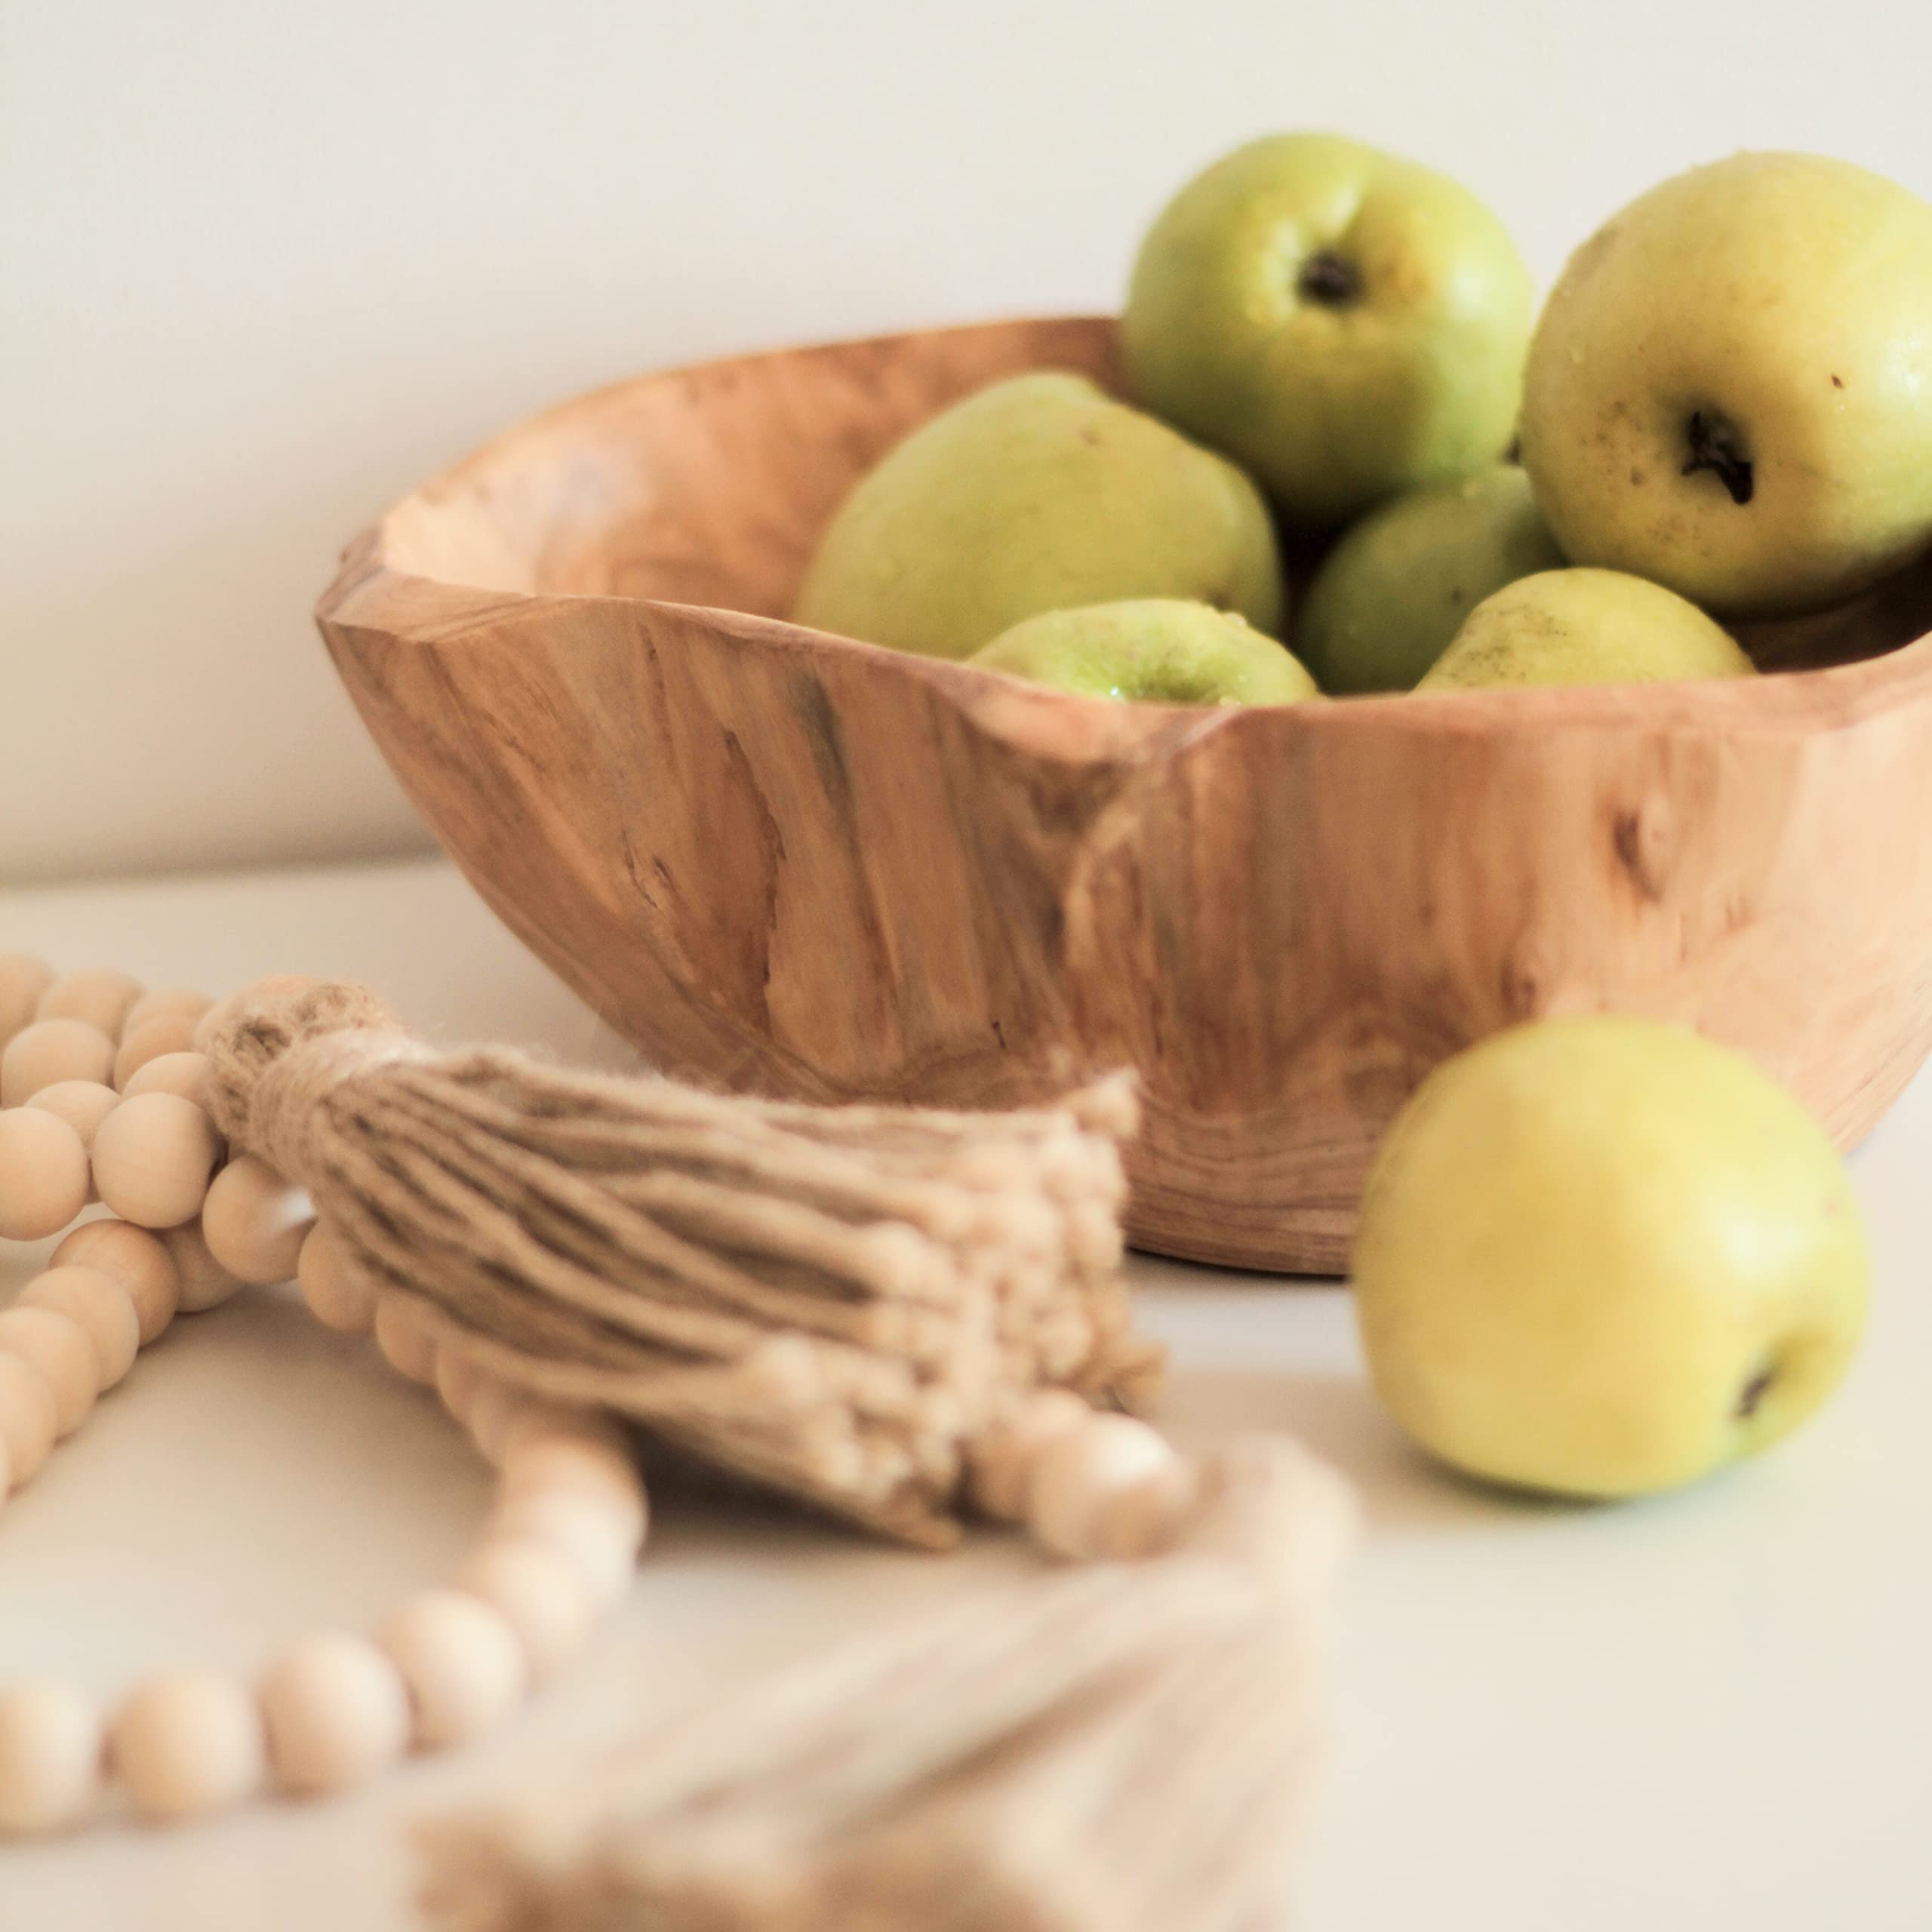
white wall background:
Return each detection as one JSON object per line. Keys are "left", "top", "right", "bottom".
{"left": 6, "top": 0, "right": 1930, "bottom": 882}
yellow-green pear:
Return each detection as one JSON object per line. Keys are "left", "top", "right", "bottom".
{"left": 1352, "top": 1016, "right": 1869, "bottom": 1498}
{"left": 1298, "top": 465, "right": 1565, "bottom": 692}
{"left": 971, "top": 599, "right": 1319, "bottom": 705}
{"left": 793, "top": 372, "right": 1283, "bottom": 660}
{"left": 1521, "top": 152, "right": 1932, "bottom": 617}
{"left": 1418, "top": 568, "right": 1755, "bottom": 690}
{"left": 1124, "top": 134, "right": 1534, "bottom": 528}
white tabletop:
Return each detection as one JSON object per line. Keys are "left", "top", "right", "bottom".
{"left": 3, "top": 856, "right": 1927, "bottom": 1930}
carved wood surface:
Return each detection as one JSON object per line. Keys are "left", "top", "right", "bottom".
{"left": 317, "top": 316, "right": 1932, "bottom": 1272}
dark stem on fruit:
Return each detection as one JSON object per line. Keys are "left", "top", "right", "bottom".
{"left": 1735, "top": 1364, "right": 1776, "bottom": 1421}
{"left": 1297, "top": 251, "right": 1361, "bottom": 306}
{"left": 1681, "top": 411, "right": 1754, "bottom": 506}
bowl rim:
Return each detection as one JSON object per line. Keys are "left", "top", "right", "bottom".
{"left": 317, "top": 314, "right": 1932, "bottom": 757}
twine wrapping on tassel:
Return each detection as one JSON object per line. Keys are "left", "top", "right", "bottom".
{"left": 416, "top": 1435, "right": 1358, "bottom": 1932}
{"left": 201, "top": 977, "right": 1161, "bottom": 1546}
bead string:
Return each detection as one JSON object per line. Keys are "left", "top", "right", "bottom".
{"left": 0, "top": 955, "right": 1198, "bottom": 1838}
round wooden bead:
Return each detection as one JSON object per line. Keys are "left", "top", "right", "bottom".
{"left": 374, "top": 1296, "right": 438, "bottom": 1383}
{"left": 91, "top": 1094, "right": 223, "bottom": 1229}
{"left": 0, "top": 1109, "right": 90, "bottom": 1241}
{"left": 259, "top": 1633, "right": 411, "bottom": 1796}
{"left": 160, "top": 1220, "right": 245, "bottom": 1314}
{"left": 432, "top": 1345, "right": 489, "bottom": 1423}
{"left": 964, "top": 1389, "right": 1094, "bottom": 1521}
{"left": 464, "top": 1377, "right": 529, "bottom": 1463}
{"left": 380, "top": 1590, "right": 526, "bottom": 1749}
{"left": 0, "top": 1681, "right": 102, "bottom": 1834}
{"left": 120, "top": 1051, "right": 212, "bottom": 1106}
{"left": 113, "top": 1014, "right": 202, "bottom": 1092}
{"left": 200, "top": 1157, "right": 314, "bottom": 1286}
{"left": 1, "top": 1019, "right": 115, "bottom": 1108}
{"left": 109, "top": 1670, "right": 266, "bottom": 1823}
{"left": 0, "top": 1307, "right": 97, "bottom": 1437}
{"left": 488, "top": 1486, "right": 641, "bottom": 1607}
{"left": 1026, "top": 1415, "right": 1179, "bottom": 1561}
{"left": 0, "top": 955, "right": 55, "bottom": 1048}
{"left": 1091, "top": 1457, "right": 1200, "bottom": 1561}
{"left": 457, "top": 1537, "right": 598, "bottom": 1679}
{"left": 36, "top": 969, "right": 144, "bottom": 1041}
{"left": 0, "top": 1353, "right": 62, "bottom": 1487}
{"left": 52, "top": 1220, "right": 181, "bottom": 1344}
{"left": 296, "top": 1223, "right": 376, "bottom": 1335}
{"left": 24, "top": 1078, "right": 120, "bottom": 1153}
{"left": 20, "top": 1268, "right": 142, "bottom": 1389}
{"left": 123, "top": 988, "right": 212, "bottom": 1035}
{"left": 500, "top": 1429, "right": 646, "bottom": 1539}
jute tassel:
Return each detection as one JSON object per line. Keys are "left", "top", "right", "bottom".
{"left": 417, "top": 1435, "right": 1357, "bottom": 1932}
{"left": 201, "top": 977, "right": 1161, "bottom": 1546}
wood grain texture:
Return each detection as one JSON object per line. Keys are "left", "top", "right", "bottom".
{"left": 317, "top": 315, "right": 1932, "bottom": 1273}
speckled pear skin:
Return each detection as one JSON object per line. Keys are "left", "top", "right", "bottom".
{"left": 972, "top": 599, "right": 1318, "bottom": 706}
{"left": 792, "top": 372, "right": 1284, "bottom": 661}
{"left": 1419, "top": 568, "right": 1757, "bottom": 691}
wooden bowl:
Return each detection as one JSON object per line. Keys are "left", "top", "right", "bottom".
{"left": 317, "top": 315, "right": 1932, "bottom": 1273}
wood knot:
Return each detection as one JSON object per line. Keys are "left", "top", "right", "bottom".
{"left": 1610, "top": 801, "right": 1673, "bottom": 902}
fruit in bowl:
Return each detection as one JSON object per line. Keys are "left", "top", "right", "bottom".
{"left": 1297, "top": 464, "right": 1565, "bottom": 691}
{"left": 1521, "top": 152, "right": 1932, "bottom": 617}
{"left": 1418, "top": 567, "right": 1757, "bottom": 691}
{"left": 792, "top": 371, "right": 1284, "bottom": 661}
{"left": 1123, "top": 133, "right": 1534, "bottom": 528}
{"left": 970, "top": 599, "right": 1320, "bottom": 705}
{"left": 1352, "top": 1017, "right": 1869, "bottom": 1497}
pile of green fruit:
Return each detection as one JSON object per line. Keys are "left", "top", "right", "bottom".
{"left": 795, "top": 136, "right": 1932, "bottom": 703}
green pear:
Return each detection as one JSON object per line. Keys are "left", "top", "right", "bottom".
{"left": 1521, "top": 152, "right": 1932, "bottom": 617}
{"left": 792, "top": 372, "right": 1283, "bottom": 660}
{"left": 1418, "top": 567, "right": 1755, "bottom": 691}
{"left": 1298, "top": 465, "right": 1565, "bottom": 692}
{"left": 1352, "top": 1016, "right": 1869, "bottom": 1498}
{"left": 1124, "top": 134, "right": 1534, "bottom": 528}
{"left": 971, "top": 599, "right": 1319, "bottom": 705}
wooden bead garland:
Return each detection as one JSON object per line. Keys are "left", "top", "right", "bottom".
{"left": 0, "top": 952, "right": 1309, "bottom": 1920}
{"left": 0, "top": 961, "right": 650, "bottom": 1836}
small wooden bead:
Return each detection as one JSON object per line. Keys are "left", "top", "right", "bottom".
{"left": 112, "top": 1014, "right": 202, "bottom": 1092}
{"left": 374, "top": 1296, "right": 439, "bottom": 1383}
{"left": 295, "top": 1223, "right": 376, "bottom": 1335}
{"left": 0, "top": 1109, "right": 91, "bottom": 1241}
{"left": 457, "top": 1537, "right": 598, "bottom": 1679}
{"left": 500, "top": 1429, "right": 646, "bottom": 1537}
{"left": 964, "top": 1389, "right": 1094, "bottom": 1521}
{"left": 0, "top": 1353, "right": 63, "bottom": 1487}
{"left": 1026, "top": 1415, "right": 1180, "bottom": 1561}
{"left": 109, "top": 1670, "right": 266, "bottom": 1823}
{"left": 160, "top": 1220, "right": 245, "bottom": 1314}
{"left": 36, "top": 969, "right": 144, "bottom": 1041}
{"left": 20, "top": 1268, "right": 142, "bottom": 1389}
{"left": 465, "top": 1377, "right": 528, "bottom": 1463}
{"left": 1092, "top": 1457, "right": 1201, "bottom": 1561}
{"left": 200, "top": 1157, "right": 314, "bottom": 1285}
{"left": 0, "top": 955, "right": 55, "bottom": 1047}
{"left": 91, "top": 1094, "right": 223, "bottom": 1229}
{"left": 259, "top": 1633, "right": 411, "bottom": 1796}
{"left": 52, "top": 1220, "right": 180, "bottom": 1344}
{"left": 0, "top": 1681, "right": 103, "bottom": 1834}
{"left": 432, "top": 1345, "right": 489, "bottom": 1423}
{"left": 0, "top": 1308, "right": 97, "bottom": 1436}
{"left": 2, "top": 1019, "right": 115, "bottom": 1107}
{"left": 488, "top": 1487, "right": 641, "bottom": 1607}
{"left": 120, "top": 1051, "right": 213, "bottom": 1106}
{"left": 380, "top": 1589, "right": 527, "bottom": 1749}
{"left": 123, "top": 988, "right": 212, "bottom": 1035}
{"left": 24, "top": 1079, "right": 120, "bottom": 1152}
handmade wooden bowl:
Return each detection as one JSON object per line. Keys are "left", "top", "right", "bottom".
{"left": 317, "top": 315, "right": 1932, "bottom": 1273}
